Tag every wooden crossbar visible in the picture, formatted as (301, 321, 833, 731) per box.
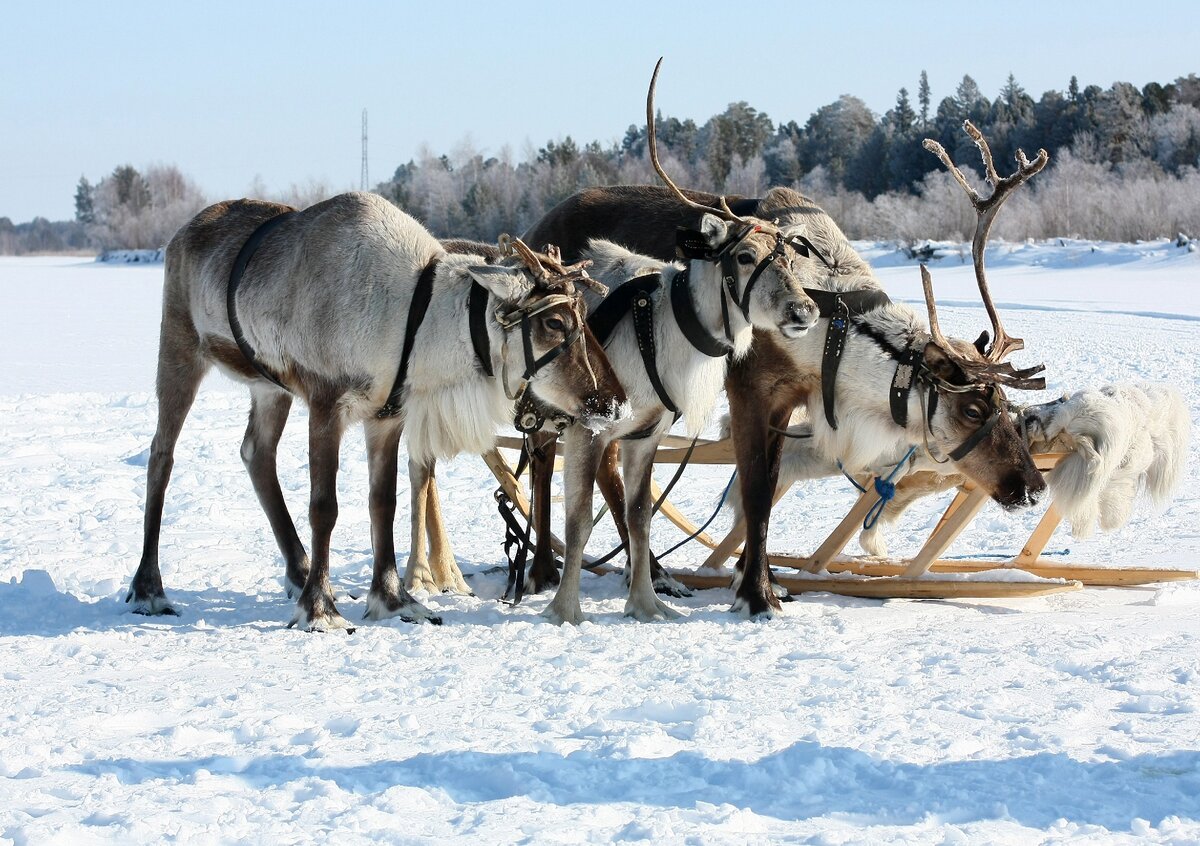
(482, 436, 1195, 597)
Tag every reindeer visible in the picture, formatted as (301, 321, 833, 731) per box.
(514, 66, 1048, 617)
(526, 63, 819, 624)
(127, 192, 626, 631)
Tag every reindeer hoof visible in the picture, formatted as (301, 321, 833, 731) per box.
(651, 571, 693, 598)
(363, 591, 441, 625)
(623, 594, 683, 622)
(730, 594, 780, 620)
(290, 610, 355, 634)
(542, 600, 591, 627)
(126, 591, 178, 617)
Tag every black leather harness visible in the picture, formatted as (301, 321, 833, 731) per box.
(227, 212, 580, 424)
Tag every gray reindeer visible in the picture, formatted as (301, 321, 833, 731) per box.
(127, 192, 626, 631)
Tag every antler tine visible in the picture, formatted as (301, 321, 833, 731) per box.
(924, 121, 1049, 363)
(647, 58, 740, 224)
(506, 236, 549, 281)
(922, 264, 1047, 390)
(921, 264, 969, 364)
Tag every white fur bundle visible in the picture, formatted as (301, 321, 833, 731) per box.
(1024, 383, 1191, 538)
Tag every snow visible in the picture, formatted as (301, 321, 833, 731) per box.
(1, 243, 1199, 844)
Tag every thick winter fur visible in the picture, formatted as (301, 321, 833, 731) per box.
(750, 383, 1190, 555)
(1025, 383, 1190, 537)
(128, 192, 625, 629)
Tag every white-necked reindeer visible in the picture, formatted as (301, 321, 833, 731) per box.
(542, 63, 820, 624)
(127, 192, 626, 631)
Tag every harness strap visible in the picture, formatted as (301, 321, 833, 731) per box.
(377, 258, 438, 419)
(889, 347, 923, 428)
(820, 297, 851, 430)
(469, 282, 494, 377)
(948, 405, 1001, 461)
(587, 273, 660, 345)
(520, 315, 579, 381)
(226, 210, 298, 392)
(630, 282, 679, 414)
(809, 287, 892, 431)
(670, 267, 732, 358)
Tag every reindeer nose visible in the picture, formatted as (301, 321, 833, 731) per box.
(786, 300, 817, 332)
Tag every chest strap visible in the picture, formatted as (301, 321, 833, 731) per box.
(586, 273, 679, 415)
(889, 347, 924, 428)
(811, 287, 892, 430)
(670, 266, 732, 358)
(469, 281, 494, 378)
(226, 211, 298, 392)
(377, 258, 439, 418)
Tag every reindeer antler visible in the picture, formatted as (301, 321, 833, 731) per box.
(539, 243, 608, 295)
(923, 121, 1048, 363)
(646, 58, 750, 226)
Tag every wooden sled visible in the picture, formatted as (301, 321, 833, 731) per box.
(483, 436, 1196, 601)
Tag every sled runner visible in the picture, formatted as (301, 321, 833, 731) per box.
(485, 437, 1196, 601)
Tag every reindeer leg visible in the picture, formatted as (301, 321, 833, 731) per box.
(240, 385, 309, 598)
(426, 471, 471, 595)
(290, 399, 353, 633)
(598, 443, 691, 598)
(544, 427, 605, 626)
(367, 449, 440, 623)
(127, 313, 208, 616)
(525, 432, 562, 594)
(622, 434, 683, 621)
(729, 397, 788, 619)
(403, 455, 438, 595)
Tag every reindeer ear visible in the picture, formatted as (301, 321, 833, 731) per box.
(465, 265, 532, 304)
(973, 330, 990, 356)
(698, 213, 729, 249)
(922, 341, 960, 381)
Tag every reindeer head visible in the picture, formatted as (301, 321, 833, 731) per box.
(647, 59, 818, 340)
(915, 121, 1050, 509)
(466, 237, 627, 431)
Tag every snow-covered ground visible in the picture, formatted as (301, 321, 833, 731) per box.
(1, 242, 1198, 844)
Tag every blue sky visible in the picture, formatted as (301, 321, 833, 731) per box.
(3, 0, 1197, 222)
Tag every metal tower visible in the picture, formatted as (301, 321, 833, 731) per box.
(360, 109, 369, 191)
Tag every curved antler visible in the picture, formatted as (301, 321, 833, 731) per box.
(923, 121, 1048, 363)
(646, 58, 748, 225)
(500, 235, 549, 280)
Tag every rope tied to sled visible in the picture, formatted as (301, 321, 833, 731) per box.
(837, 445, 917, 531)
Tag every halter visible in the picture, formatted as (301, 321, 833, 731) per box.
(492, 291, 584, 433)
(675, 223, 791, 346)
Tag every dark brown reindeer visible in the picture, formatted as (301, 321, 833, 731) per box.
(516, 102, 1049, 615)
(128, 192, 626, 631)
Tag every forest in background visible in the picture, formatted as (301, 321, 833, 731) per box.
(3, 71, 1198, 254)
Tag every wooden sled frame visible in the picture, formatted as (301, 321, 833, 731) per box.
(483, 436, 1196, 601)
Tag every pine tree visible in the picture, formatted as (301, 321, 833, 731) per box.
(893, 87, 916, 132)
(918, 70, 931, 128)
(1068, 75, 1080, 102)
(74, 176, 94, 225)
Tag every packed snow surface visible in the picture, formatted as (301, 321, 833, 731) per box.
(1, 242, 1198, 844)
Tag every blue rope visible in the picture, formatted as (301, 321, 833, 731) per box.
(836, 446, 917, 531)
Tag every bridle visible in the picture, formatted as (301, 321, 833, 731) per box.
(674, 223, 803, 348)
(470, 278, 588, 434)
(491, 290, 586, 433)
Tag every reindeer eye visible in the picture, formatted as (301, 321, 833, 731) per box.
(544, 317, 566, 333)
(737, 252, 755, 266)
(963, 404, 985, 423)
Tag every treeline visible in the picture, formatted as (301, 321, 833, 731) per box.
(4, 70, 1199, 255)
(376, 71, 1200, 244)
